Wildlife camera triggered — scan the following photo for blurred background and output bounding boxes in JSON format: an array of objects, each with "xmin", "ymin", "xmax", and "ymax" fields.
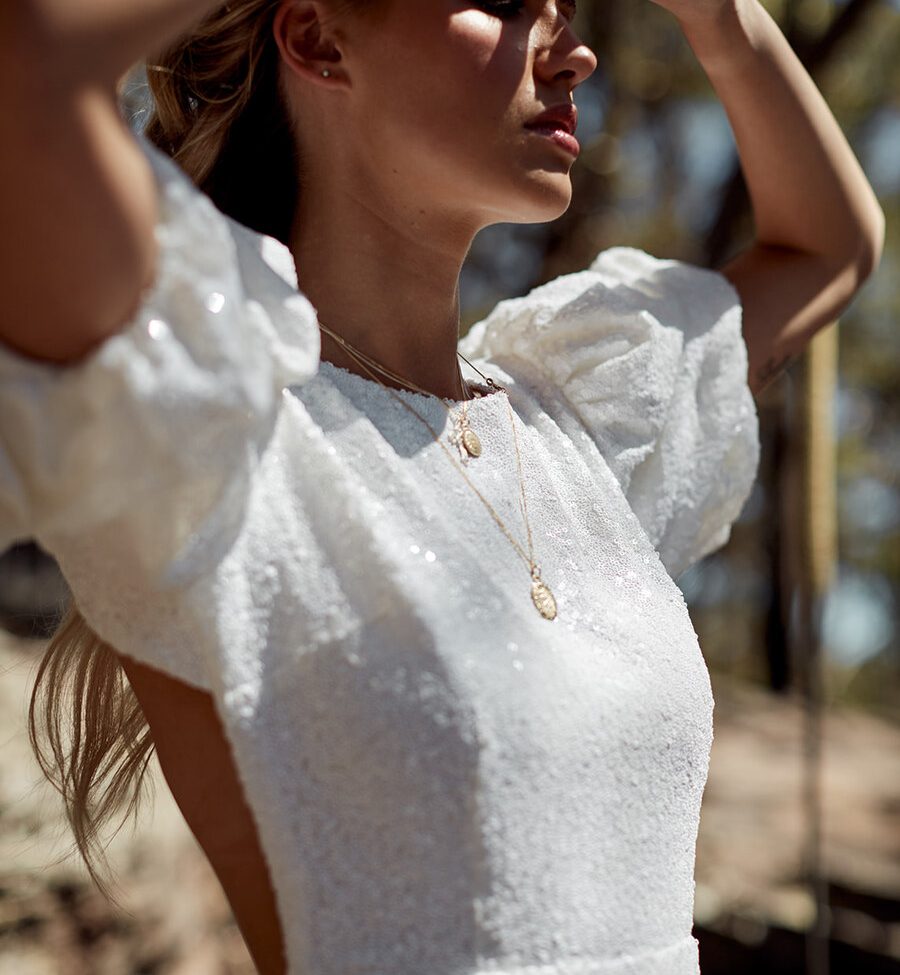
[{"xmin": 1, "ymin": 0, "xmax": 898, "ymax": 971}]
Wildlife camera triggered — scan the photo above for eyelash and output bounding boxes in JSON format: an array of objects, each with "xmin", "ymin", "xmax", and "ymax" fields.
[
  {"xmin": 478, "ymin": 0, "xmax": 526, "ymax": 18},
  {"xmin": 477, "ymin": 0, "xmax": 577, "ymax": 21}
]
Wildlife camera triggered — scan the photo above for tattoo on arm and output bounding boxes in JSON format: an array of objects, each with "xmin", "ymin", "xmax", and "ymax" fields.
[{"xmin": 757, "ymin": 355, "xmax": 793, "ymax": 388}]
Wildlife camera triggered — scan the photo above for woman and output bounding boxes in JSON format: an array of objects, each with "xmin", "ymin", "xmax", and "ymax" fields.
[{"xmin": 0, "ymin": 0, "xmax": 883, "ymax": 973}]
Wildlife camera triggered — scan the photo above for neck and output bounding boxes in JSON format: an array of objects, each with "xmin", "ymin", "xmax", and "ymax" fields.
[{"xmin": 289, "ymin": 182, "xmax": 477, "ymax": 401}]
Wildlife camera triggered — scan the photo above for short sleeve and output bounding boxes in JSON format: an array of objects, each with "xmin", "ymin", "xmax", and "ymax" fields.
[
  {"xmin": 0, "ymin": 136, "xmax": 320, "ymax": 687},
  {"xmin": 460, "ymin": 246, "xmax": 760, "ymax": 579}
]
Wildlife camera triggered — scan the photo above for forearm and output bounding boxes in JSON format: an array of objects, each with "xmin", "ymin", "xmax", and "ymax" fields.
[
  {"xmin": 4, "ymin": 0, "xmax": 225, "ymax": 89},
  {"xmin": 679, "ymin": 0, "xmax": 884, "ymax": 273},
  {"xmin": 0, "ymin": 0, "xmax": 224, "ymax": 361}
]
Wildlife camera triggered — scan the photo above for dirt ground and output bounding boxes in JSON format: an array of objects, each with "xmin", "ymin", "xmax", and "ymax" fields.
[{"xmin": 0, "ymin": 631, "xmax": 255, "ymax": 975}]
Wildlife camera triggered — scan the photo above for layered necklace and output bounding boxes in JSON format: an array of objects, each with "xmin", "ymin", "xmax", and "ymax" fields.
[{"xmin": 317, "ymin": 321, "xmax": 558, "ymax": 621}]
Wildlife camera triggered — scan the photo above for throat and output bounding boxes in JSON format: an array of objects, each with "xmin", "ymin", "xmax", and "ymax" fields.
[{"xmin": 317, "ymin": 332, "xmax": 471, "ymax": 402}]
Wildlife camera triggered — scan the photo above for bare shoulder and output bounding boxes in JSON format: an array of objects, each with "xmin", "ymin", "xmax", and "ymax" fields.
[{"xmin": 115, "ymin": 652, "xmax": 287, "ymax": 975}]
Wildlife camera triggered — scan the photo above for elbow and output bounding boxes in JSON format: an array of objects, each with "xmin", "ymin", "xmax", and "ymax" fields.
[
  {"xmin": 822, "ymin": 205, "xmax": 886, "ymax": 298},
  {"xmin": 855, "ymin": 204, "xmax": 886, "ymax": 283}
]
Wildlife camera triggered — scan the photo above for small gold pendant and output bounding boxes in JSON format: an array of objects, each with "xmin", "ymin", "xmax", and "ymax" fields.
[
  {"xmin": 531, "ymin": 578, "xmax": 558, "ymax": 620},
  {"xmin": 462, "ymin": 428, "xmax": 482, "ymax": 457}
]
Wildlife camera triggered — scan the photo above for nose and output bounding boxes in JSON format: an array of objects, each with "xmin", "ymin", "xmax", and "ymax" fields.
[{"xmin": 534, "ymin": 11, "xmax": 598, "ymax": 91}]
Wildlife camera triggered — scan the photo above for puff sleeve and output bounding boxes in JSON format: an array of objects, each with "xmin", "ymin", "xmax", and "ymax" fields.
[
  {"xmin": 0, "ymin": 137, "xmax": 320, "ymax": 687},
  {"xmin": 459, "ymin": 246, "xmax": 760, "ymax": 579}
]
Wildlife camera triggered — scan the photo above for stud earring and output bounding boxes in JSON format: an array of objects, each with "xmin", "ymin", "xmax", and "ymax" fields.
[{"xmin": 321, "ymin": 68, "xmax": 331, "ymax": 78}]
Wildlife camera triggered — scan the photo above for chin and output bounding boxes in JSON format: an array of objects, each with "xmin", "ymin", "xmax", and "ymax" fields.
[
  {"xmin": 507, "ymin": 173, "xmax": 574, "ymax": 224},
  {"xmin": 473, "ymin": 167, "xmax": 574, "ymax": 227}
]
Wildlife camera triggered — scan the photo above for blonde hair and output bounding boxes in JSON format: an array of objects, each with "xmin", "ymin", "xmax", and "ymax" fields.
[
  {"xmin": 28, "ymin": 607, "xmax": 156, "ymax": 907},
  {"xmin": 28, "ymin": 0, "xmax": 365, "ymax": 902},
  {"xmin": 144, "ymin": 0, "xmax": 298, "ymax": 242}
]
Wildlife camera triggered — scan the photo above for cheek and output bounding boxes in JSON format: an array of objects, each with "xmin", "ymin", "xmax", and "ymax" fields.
[
  {"xmin": 365, "ymin": 11, "xmax": 530, "ymax": 132},
  {"xmin": 348, "ymin": 9, "xmax": 552, "ymax": 206},
  {"xmin": 445, "ymin": 11, "xmax": 517, "ymax": 69},
  {"xmin": 444, "ymin": 13, "xmax": 534, "ymax": 107}
]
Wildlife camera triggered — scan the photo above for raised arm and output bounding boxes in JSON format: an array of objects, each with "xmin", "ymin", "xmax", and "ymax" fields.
[
  {"xmin": 0, "ymin": 0, "xmax": 225, "ymax": 363},
  {"xmin": 653, "ymin": 0, "xmax": 885, "ymax": 396}
]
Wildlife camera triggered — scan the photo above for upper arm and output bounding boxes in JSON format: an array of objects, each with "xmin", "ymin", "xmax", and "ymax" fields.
[
  {"xmin": 718, "ymin": 241, "xmax": 879, "ymax": 398},
  {"xmin": 0, "ymin": 73, "xmax": 157, "ymax": 364},
  {"xmin": 117, "ymin": 653, "xmax": 287, "ymax": 975}
]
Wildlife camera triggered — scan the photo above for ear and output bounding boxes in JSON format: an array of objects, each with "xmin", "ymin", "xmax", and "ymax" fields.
[{"xmin": 273, "ymin": 0, "xmax": 349, "ymax": 87}]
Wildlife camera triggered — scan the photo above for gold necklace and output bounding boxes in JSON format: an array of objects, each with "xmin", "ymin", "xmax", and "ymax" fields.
[
  {"xmin": 317, "ymin": 321, "xmax": 486, "ymax": 462},
  {"xmin": 324, "ymin": 331, "xmax": 558, "ymax": 622}
]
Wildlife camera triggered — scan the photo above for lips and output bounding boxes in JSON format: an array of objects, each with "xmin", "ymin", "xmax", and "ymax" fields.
[
  {"xmin": 525, "ymin": 104, "xmax": 578, "ymax": 136},
  {"xmin": 524, "ymin": 103, "xmax": 580, "ymax": 158}
]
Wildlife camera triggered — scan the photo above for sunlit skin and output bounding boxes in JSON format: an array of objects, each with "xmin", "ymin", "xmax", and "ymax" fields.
[
  {"xmin": 0, "ymin": 2, "xmax": 886, "ymax": 973},
  {"xmin": 273, "ymin": 0, "xmax": 597, "ymax": 399}
]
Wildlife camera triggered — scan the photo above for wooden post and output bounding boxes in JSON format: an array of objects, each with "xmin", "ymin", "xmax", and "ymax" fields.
[{"xmin": 796, "ymin": 321, "xmax": 839, "ymax": 975}]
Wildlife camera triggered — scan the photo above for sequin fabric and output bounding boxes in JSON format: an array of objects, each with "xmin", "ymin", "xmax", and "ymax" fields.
[{"xmin": 0, "ymin": 138, "xmax": 760, "ymax": 975}]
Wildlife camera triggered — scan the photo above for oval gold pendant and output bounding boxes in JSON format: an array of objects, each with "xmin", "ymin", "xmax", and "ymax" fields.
[
  {"xmin": 531, "ymin": 579, "xmax": 558, "ymax": 620},
  {"xmin": 462, "ymin": 428, "xmax": 482, "ymax": 458}
]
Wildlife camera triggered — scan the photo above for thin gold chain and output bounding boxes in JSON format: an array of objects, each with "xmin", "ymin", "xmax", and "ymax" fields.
[
  {"xmin": 457, "ymin": 348, "xmax": 506, "ymax": 393},
  {"xmin": 317, "ymin": 320, "xmax": 475, "ymax": 404},
  {"xmin": 330, "ymin": 336, "xmax": 540, "ymax": 577},
  {"xmin": 506, "ymin": 388, "xmax": 536, "ymax": 574}
]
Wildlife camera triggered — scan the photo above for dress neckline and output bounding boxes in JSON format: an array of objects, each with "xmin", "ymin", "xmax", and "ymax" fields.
[{"xmin": 317, "ymin": 357, "xmax": 507, "ymax": 409}]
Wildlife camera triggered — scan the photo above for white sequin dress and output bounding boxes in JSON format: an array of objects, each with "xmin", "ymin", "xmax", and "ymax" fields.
[{"xmin": 0, "ymin": 138, "xmax": 760, "ymax": 975}]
